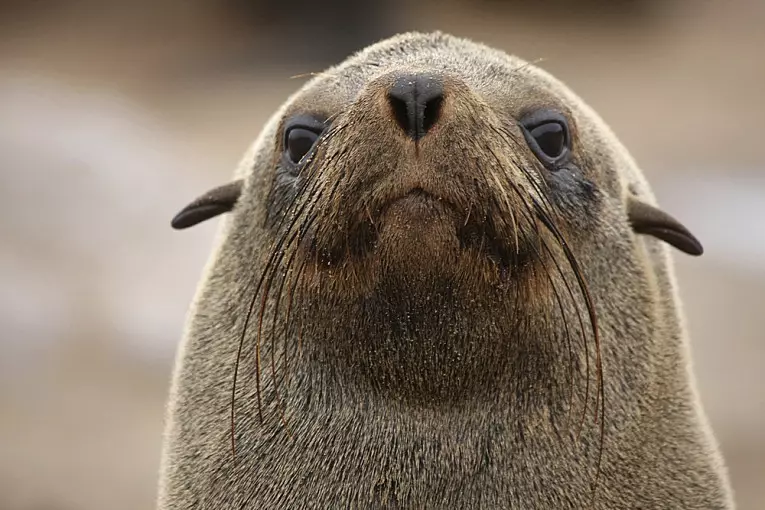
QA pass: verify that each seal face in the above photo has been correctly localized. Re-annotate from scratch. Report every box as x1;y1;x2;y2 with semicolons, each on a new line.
160;32;733;509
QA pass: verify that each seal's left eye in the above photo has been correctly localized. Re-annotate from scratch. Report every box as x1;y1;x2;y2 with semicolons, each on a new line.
286;127;320;164
520;110;571;167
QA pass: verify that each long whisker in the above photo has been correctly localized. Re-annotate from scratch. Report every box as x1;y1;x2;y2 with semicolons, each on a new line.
230;126;341;457
508;178;591;436
532;237;577;425
256;169;331;427
539;239;588;430
493;167;581;431
259;127;350;437
533;199;605;494
486;133;604;496
491;126;596;428
266;192;329;437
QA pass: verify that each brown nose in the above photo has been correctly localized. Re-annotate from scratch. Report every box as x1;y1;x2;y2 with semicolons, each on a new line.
387;74;444;141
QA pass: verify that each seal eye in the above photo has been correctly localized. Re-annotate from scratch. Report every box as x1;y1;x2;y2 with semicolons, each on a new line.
530;122;565;159
286;127;320;164
520;110;571;166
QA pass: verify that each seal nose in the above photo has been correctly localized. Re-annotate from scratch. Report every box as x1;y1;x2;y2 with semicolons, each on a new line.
387;74;444;141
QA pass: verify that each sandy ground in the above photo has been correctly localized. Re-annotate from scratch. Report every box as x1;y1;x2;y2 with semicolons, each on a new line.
0;1;763;508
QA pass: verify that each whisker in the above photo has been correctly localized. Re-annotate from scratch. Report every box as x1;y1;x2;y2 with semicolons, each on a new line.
486;135;605;497
289;71;322;80
229;126;342;456
259;174;330;433
539;239;586;430
485;146;523;257
496;170;581;430
533;199;605;494
495;126;557;216
509;57;548;76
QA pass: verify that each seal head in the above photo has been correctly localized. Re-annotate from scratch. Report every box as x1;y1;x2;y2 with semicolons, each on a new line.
159;32;733;509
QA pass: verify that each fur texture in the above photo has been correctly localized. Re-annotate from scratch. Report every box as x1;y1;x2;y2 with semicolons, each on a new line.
157;32;734;509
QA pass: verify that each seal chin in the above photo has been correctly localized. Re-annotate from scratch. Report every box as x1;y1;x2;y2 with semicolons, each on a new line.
372;189;462;273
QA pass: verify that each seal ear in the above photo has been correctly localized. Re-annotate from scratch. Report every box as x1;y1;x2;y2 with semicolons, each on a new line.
627;197;704;256
171;179;243;230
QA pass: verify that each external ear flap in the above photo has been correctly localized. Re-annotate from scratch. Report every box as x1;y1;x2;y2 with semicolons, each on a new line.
171;179;243;230
627;197;704;256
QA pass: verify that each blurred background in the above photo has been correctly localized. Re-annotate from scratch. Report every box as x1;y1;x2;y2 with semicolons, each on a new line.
0;0;763;508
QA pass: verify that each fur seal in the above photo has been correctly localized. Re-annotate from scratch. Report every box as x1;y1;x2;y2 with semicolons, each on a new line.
157;32;735;509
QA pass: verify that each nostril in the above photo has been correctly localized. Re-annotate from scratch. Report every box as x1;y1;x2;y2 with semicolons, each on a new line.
387;74;444;141
388;92;414;139
422;95;442;136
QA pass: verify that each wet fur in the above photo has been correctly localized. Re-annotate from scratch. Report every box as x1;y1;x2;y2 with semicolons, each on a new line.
157;32;734;509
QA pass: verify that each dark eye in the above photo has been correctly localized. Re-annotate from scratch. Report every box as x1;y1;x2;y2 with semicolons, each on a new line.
286;127;320;164
520;110;571;166
529;122;565;158
282;114;328;167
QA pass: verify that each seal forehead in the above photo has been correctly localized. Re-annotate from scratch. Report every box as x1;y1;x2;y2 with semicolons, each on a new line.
287;31;567;118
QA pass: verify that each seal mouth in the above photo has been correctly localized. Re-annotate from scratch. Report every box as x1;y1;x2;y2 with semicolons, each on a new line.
376;187;454;219
300;176;531;274
352;185;523;271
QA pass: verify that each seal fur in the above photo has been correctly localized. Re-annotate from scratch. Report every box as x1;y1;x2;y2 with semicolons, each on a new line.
157;31;734;509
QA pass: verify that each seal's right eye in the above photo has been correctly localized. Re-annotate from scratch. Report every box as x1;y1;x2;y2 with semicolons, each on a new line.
283;115;327;166
286;127;320;164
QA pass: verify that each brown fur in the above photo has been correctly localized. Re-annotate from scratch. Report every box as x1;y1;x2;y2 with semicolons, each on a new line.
157;32;734;509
